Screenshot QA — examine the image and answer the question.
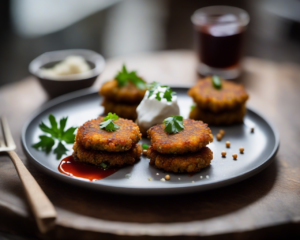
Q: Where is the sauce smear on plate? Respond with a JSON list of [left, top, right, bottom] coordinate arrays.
[[58, 156, 119, 181]]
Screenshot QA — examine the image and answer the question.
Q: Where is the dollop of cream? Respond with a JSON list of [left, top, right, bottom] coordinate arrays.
[[136, 87, 180, 131], [39, 55, 92, 80]]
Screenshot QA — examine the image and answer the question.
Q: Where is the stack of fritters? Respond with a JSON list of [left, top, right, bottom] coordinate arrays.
[[147, 119, 213, 173], [73, 116, 142, 167], [188, 76, 249, 125], [99, 80, 146, 120]]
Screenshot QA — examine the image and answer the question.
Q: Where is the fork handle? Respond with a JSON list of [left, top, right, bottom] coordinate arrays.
[[8, 151, 57, 233]]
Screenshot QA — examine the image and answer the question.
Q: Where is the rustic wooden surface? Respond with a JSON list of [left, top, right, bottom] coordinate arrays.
[[0, 51, 300, 239]]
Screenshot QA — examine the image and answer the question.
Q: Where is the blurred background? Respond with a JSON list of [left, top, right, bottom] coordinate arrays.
[[1, 0, 300, 87]]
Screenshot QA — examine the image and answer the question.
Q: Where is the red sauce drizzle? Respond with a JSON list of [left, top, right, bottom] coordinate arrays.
[[58, 155, 119, 181]]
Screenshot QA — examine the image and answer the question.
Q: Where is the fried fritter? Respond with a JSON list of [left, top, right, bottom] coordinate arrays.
[[76, 116, 141, 152], [102, 98, 138, 120], [188, 76, 249, 113], [147, 146, 213, 173], [73, 142, 142, 167], [147, 119, 213, 154], [189, 104, 246, 125], [99, 80, 146, 104]]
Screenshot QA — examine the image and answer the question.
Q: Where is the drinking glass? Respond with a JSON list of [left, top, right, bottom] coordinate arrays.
[[191, 6, 249, 79]]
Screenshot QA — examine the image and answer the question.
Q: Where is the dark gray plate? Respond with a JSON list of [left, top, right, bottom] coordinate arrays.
[[22, 87, 279, 195]]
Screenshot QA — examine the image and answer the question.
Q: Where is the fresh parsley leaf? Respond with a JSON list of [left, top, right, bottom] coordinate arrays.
[[104, 112, 119, 121], [100, 120, 120, 132], [191, 104, 196, 111], [148, 89, 155, 98], [61, 127, 77, 144], [115, 65, 128, 87], [115, 64, 146, 90], [155, 92, 162, 101], [54, 141, 68, 160], [99, 162, 109, 169], [49, 114, 58, 129], [147, 82, 175, 102], [134, 79, 147, 90], [100, 112, 120, 131], [147, 81, 160, 95], [128, 71, 146, 89], [33, 115, 77, 160], [32, 135, 55, 154], [59, 117, 68, 133], [142, 144, 149, 150], [163, 88, 176, 102], [163, 116, 184, 134], [212, 75, 222, 90], [39, 119, 58, 138]]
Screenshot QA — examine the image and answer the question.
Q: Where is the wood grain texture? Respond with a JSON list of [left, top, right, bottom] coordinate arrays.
[[8, 150, 56, 233], [0, 51, 300, 239]]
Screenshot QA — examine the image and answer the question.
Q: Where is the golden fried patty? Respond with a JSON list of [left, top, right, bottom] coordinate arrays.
[[147, 146, 213, 173], [102, 98, 138, 120], [189, 104, 246, 125], [147, 119, 213, 154], [76, 116, 141, 152], [99, 80, 146, 104], [73, 142, 142, 167], [188, 76, 249, 113]]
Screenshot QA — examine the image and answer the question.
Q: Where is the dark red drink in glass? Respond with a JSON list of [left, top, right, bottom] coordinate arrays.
[[192, 6, 249, 79]]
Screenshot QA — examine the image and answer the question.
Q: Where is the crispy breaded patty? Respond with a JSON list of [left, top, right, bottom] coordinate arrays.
[[147, 146, 213, 173], [76, 116, 141, 152], [188, 77, 249, 113], [147, 119, 213, 154], [189, 104, 246, 125], [102, 98, 138, 120], [73, 142, 142, 167], [99, 80, 146, 104]]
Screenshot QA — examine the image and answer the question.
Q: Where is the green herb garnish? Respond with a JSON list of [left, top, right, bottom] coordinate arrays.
[[142, 144, 149, 150], [212, 75, 222, 90], [191, 104, 196, 111], [147, 82, 176, 102], [53, 141, 68, 160], [32, 114, 77, 160], [147, 82, 163, 98], [163, 116, 184, 134], [100, 112, 120, 132], [99, 162, 109, 169], [32, 136, 55, 154], [115, 64, 146, 90], [155, 91, 162, 101], [163, 88, 175, 102]]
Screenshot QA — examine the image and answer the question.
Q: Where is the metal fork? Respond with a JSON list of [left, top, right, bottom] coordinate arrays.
[[0, 116, 56, 233]]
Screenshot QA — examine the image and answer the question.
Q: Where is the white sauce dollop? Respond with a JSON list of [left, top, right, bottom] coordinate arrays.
[[39, 55, 92, 80], [136, 87, 180, 131]]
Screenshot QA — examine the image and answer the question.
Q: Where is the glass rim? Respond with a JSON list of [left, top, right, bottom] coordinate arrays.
[[191, 5, 250, 27]]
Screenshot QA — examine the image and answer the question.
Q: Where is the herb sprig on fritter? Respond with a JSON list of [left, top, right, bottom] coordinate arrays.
[[115, 64, 146, 90], [100, 112, 120, 131], [163, 116, 184, 134]]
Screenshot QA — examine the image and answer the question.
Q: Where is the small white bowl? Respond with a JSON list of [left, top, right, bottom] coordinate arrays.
[[29, 49, 105, 98]]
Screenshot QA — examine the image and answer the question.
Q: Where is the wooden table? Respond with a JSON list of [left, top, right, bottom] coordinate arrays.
[[0, 51, 300, 239]]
